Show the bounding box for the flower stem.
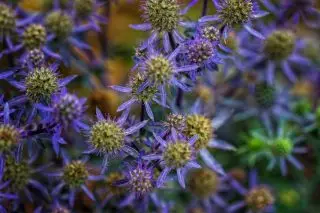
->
[201,0,208,16]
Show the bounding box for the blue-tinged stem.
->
[201,0,208,16]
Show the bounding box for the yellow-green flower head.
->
[247,137,265,152]
[90,120,125,154]
[145,55,173,85]
[45,11,73,40]
[129,72,158,102]
[129,167,154,194]
[198,26,220,43]
[0,124,21,153]
[3,157,31,191]
[184,114,213,150]
[143,0,180,32]
[63,161,89,188]
[271,138,293,157]
[74,0,94,18]
[23,24,47,50]
[0,3,16,35]
[163,141,192,168]
[219,0,253,26]
[245,186,274,211]
[164,113,186,132]
[263,30,295,61]
[254,83,276,109]
[105,172,126,196]
[25,66,59,103]
[279,189,300,207]
[187,168,219,198]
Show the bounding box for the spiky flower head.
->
[245,186,274,211]
[25,66,59,103]
[0,3,16,35]
[143,0,179,32]
[145,55,173,85]
[0,124,21,153]
[254,83,276,109]
[54,93,84,125]
[263,30,295,61]
[23,24,47,50]
[163,141,192,168]
[128,166,154,195]
[24,49,45,67]
[129,72,158,102]
[74,0,94,18]
[197,25,220,43]
[164,113,186,132]
[187,168,219,198]
[105,172,126,195]
[184,114,213,150]
[89,120,125,154]
[3,157,31,191]
[219,0,253,26]
[247,136,265,152]
[186,39,215,64]
[271,138,293,157]
[45,11,73,40]
[63,161,89,188]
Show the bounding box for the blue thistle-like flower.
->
[244,25,311,83]
[229,170,275,213]
[143,130,200,188]
[50,157,102,207]
[197,0,269,39]
[111,47,198,120]
[84,108,147,172]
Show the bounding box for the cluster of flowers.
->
[0,0,319,212]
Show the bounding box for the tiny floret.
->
[186,39,214,64]
[163,141,192,168]
[54,94,83,125]
[45,11,73,40]
[187,168,219,198]
[63,161,89,188]
[219,0,253,26]
[164,113,186,132]
[143,0,179,32]
[197,26,220,43]
[271,138,293,157]
[184,114,213,150]
[129,166,154,194]
[145,55,173,85]
[263,30,295,60]
[0,124,20,153]
[23,24,47,50]
[25,66,59,103]
[89,120,125,153]
[245,186,274,211]
[254,83,275,109]
[0,3,16,35]
[3,157,31,191]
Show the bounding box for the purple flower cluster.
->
[0,0,318,212]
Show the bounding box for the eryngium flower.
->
[198,0,268,39]
[22,24,47,50]
[85,108,147,172]
[143,131,200,188]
